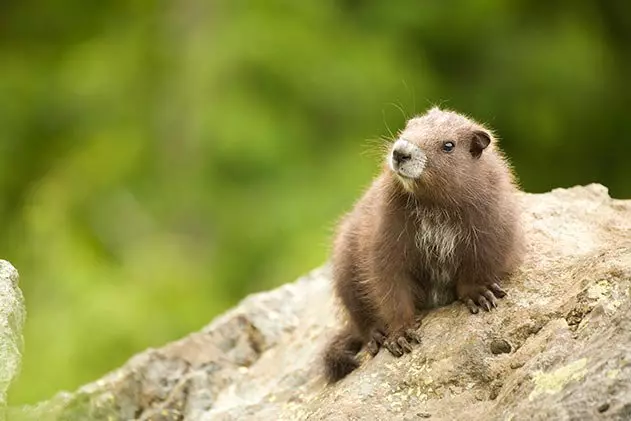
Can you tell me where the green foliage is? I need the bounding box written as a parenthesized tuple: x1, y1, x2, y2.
(2, 0, 629, 405)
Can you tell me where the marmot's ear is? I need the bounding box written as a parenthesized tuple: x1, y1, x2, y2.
(470, 130, 491, 159)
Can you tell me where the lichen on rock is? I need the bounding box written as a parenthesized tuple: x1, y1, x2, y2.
(10, 184, 631, 420)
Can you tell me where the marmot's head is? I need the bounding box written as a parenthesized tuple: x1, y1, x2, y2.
(388, 107, 498, 196)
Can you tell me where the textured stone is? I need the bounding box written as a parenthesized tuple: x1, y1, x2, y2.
(12, 184, 631, 420)
(0, 261, 25, 421)
(490, 339, 512, 355)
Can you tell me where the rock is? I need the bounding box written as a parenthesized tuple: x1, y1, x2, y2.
(490, 339, 512, 355)
(598, 402, 610, 413)
(11, 184, 631, 421)
(0, 260, 25, 421)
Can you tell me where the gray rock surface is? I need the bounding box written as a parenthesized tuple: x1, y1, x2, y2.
(0, 260, 25, 421)
(12, 184, 631, 420)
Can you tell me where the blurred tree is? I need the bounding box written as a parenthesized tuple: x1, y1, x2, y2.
(1, 0, 629, 405)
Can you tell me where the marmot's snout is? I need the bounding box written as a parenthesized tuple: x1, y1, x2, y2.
(392, 149, 411, 165)
(389, 139, 426, 179)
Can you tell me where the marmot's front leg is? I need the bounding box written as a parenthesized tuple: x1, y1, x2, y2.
(368, 273, 422, 357)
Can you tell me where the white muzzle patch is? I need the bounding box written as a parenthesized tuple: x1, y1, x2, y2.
(389, 139, 426, 180)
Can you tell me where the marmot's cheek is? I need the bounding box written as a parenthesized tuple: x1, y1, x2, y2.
(408, 157, 427, 179)
(406, 164, 423, 179)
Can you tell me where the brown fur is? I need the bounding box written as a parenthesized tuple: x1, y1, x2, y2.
(323, 107, 525, 383)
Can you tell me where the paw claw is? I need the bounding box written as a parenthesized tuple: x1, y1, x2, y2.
(462, 283, 506, 313)
(465, 298, 479, 314)
(490, 283, 506, 298)
(366, 339, 380, 356)
(384, 325, 421, 357)
(478, 296, 491, 311)
(385, 340, 403, 357)
(397, 337, 413, 353)
(483, 290, 497, 308)
(405, 328, 422, 343)
(367, 328, 387, 356)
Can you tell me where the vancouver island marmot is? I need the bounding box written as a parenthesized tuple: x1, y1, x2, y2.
(323, 107, 525, 383)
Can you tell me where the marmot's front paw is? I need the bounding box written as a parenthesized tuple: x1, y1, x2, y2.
(383, 325, 422, 357)
(366, 328, 386, 356)
(459, 283, 506, 314)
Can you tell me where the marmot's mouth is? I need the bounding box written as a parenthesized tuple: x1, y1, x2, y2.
(394, 172, 418, 192)
(391, 160, 426, 180)
(394, 171, 416, 180)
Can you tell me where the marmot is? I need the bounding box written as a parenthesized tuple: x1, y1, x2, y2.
(323, 107, 525, 383)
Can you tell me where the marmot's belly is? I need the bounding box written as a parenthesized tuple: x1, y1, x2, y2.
(423, 283, 457, 309)
(415, 266, 458, 309)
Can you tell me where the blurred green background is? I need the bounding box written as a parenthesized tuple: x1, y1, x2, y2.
(3, 0, 630, 406)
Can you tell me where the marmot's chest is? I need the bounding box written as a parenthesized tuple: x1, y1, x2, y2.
(412, 212, 465, 266)
(409, 213, 466, 307)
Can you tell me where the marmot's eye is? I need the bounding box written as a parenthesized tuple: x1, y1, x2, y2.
(442, 141, 455, 153)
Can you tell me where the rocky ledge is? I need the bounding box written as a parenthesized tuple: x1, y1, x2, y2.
(10, 184, 631, 421)
(0, 261, 25, 421)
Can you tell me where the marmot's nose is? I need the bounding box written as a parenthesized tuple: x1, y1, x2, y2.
(392, 149, 412, 165)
